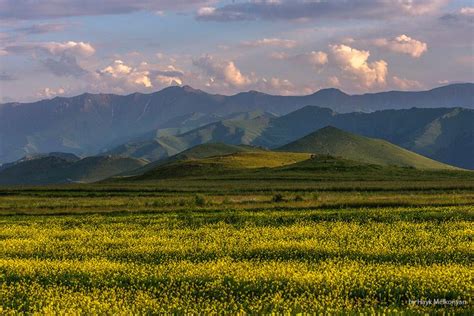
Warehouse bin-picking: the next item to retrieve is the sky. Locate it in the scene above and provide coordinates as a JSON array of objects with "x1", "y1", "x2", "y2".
[{"x1": 0, "y1": 0, "x2": 473, "y2": 102}]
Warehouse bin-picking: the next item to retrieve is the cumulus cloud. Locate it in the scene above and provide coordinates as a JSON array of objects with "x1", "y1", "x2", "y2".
[
  {"x1": 374, "y1": 34, "x2": 428, "y2": 58},
  {"x1": 0, "y1": 0, "x2": 216, "y2": 19},
  {"x1": 392, "y1": 76, "x2": 423, "y2": 90},
  {"x1": 149, "y1": 64, "x2": 184, "y2": 86},
  {"x1": 98, "y1": 60, "x2": 152, "y2": 89},
  {"x1": 193, "y1": 55, "x2": 252, "y2": 88},
  {"x1": 197, "y1": 0, "x2": 449, "y2": 22},
  {"x1": 41, "y1": 55, "x2": 88, "y2": 77},
  {"x1": 330, "y1": 44, "x2": 388, "y2": 89},
  {"x1": 91, "y1": 60, "x2": 186, "y2": 94},
  {"x1": 241, "y1": 38, "x2": 297, "y2": 49},
  {"x1": 37, "y1": 87, "x2": 65, "y2": 98},
  {"x1": 191, "y1": 54, "x2": 315, "y2": 95},
  {"x1": 4, "y1": 41, "x2": 95, "y2": 57},
  {"x1": 252, "y1": 76, "x2": 316, "y2": 95},
  {"x1": 2, "y1": 41, "x2": 95, "y2": 78}
]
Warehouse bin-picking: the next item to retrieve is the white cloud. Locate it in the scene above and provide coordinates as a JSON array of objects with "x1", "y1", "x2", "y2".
[
  {"x1": 98, "y1": 60, "x2": 152, "y2": 89},
  {"x1": 4, "y1": 41, "x2": 96, "y2": 57},
  {"x1": 299, "y1": 51, "x2": 328, "y2": 66},
  {"x1": 191, "y1": 54, "x2": 316, "y2": 95},
  {"x1": 460, "y1": 7, "x2": 474, "y2": 16},
  {"x1": 193, "y1": 55, "x2": 252, "y2": 87},
  {"x1": 459, "y1": 7, "x2": 474, "y2": 17},
  {"x1": 392, "y1": 76, "x2": 423, "y2": 90},
  {"x1": 37, "y1": 87, "x2": 65, "y2": 98},
  {"x1": 90, "y1": 59, "x2": 187, "y2": 94},
  {"x1": 249, "y1": 76, "x2": 315, "y2": 96},
  {"x1": 330, "y1": 44, "x2": 388, "y2": 89},
  {"x1": 241, "y1": 38, "x2": 297, "y2": 49},
  {"x1": 2, "y1": 41, "x2": 95, "y2": 78},
  {"x1": 374, "y1": 34, "x2": 427, "y2": 58},
  {"x1": 151, "y1": 65, "x2": 184, "y2": 86},
  {"x1": 197, "y1": 6, "x2": 216, "y2": 17},
  {"x1": 259, "y1": 77, "x2": 296, "y2": 95},
  {"x1": 42, "y1": 41, "x2": 96, "y2": 57}
]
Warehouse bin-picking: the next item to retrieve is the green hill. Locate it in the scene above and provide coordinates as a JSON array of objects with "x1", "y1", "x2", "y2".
[
  {"x1": 117, "y1": 143, "x2": 269, "y2": 177},
  {"x1": 278, "y1": 126, "x2": 458, "y2": 170},
  {"x1": 0, "y1": 155, "x2": 147, "y2": 185},
  {"x1": 63, "y1": 156, "x2": 148, "y2": 183},
  {"x1": 169, "y1": 143, "x2": 266, "y2": 161},
  {"x1": 129, "y1": 150, "x2": 311, "y2": 180}
]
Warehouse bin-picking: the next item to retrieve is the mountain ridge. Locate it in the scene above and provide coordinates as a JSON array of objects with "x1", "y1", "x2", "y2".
[
  {"x1": 104, "y1": 106, "x2": 473, "y2": 169},
  {"x1": 3, "y1": 83, "x2": 471, "y2": 107},
  {"x1": 0, "y1": 83, "x2": 472, "y2": 164}
]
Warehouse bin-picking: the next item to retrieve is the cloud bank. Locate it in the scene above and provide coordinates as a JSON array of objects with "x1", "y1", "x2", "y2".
[
  {"x1": 374, "y1": 35, "x2": 428, "y2": 58},
  {"x1": 0, "y1": 0, "x2": 216, "y2": 19},
  {"x1": 197, "y1": 0, "x2": 449, "y2": 22}
]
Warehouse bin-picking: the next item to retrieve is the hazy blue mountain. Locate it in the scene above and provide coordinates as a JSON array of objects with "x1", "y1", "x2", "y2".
[
  {"x1": 104, "y1": 114, "x2": 274, "y2": 161},
  {"x1": 0, "y1": 83, "x2": 471, "y2": 163}
]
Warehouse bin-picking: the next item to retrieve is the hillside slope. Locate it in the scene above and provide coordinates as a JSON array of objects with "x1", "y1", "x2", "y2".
[
  {"x1": 106, "y1": 115, "x2": 273, "y2": 162},
  {"x1": 0, "y1": 155, "x2": 147, "y2": 185},
  {"x1": 129, "y1": 151, "x2": 311, "y2": 180},
  {"x1": 278, "y1": 126, "x2": 458, "y2": 170},
  {"x1": 118, "y1": 143, "x2": 268, "y2": 177}
]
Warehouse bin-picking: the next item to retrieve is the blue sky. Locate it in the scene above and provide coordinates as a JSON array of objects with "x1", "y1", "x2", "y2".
[{"x1": 0, "y1": 0, "x2": 473, "y2": 102}]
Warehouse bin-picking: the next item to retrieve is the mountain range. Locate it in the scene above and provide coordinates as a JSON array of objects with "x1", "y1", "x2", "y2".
[
  {"x1": 0, "y1": 83, "x2": 472, "y2": 164},
  {"x1": 106, "y1": 106, "x2": 474, "y2": 169},
  {"x1": 0, "y1": 125, "x2": 464, "y2": 185}
]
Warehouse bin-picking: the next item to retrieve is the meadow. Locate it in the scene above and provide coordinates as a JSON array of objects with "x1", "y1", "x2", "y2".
[{"x1": 0, "y1": 169, "x2": 473, "y2": 314}]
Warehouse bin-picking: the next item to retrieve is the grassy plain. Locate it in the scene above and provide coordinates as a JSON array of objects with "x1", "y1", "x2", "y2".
[{"x1": 0, "y1": 163, "x2": 472, "y2": 313}]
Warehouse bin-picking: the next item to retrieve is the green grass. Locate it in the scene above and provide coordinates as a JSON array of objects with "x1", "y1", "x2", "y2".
[
  {"x1": 127, "y1": 151, "x2": 311, "y2": 180},
  {"x1": 124, "y1": 143, "x2": 268, "y2": 176},
  {"x1": 107, "y1": 146, "x2": 472, "y2": 184},
  {"x1": 278, "y1": 126, "x2": 458, "y2": 170}
]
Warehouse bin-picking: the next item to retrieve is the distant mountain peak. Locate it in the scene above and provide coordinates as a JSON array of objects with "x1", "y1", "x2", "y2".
[
  {"x1": 313, "y1": 88, "x2": 348, "y2": 97},
  {"x1": 156, "y1": 84, "x2": 205, "y2": 95},
  {"x1": 182, "y1": 85, "x2": 202, "y2": 93}
]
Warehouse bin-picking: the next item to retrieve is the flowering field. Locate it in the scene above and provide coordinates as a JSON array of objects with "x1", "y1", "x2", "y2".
[{"x1": 0, "y1": 194, "x2": 472, "y2": 313}]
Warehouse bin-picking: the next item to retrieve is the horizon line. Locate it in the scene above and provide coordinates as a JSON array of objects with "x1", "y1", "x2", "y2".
[{"x1": 2, "y1": 82, "x2": 473, "y2": 105}]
